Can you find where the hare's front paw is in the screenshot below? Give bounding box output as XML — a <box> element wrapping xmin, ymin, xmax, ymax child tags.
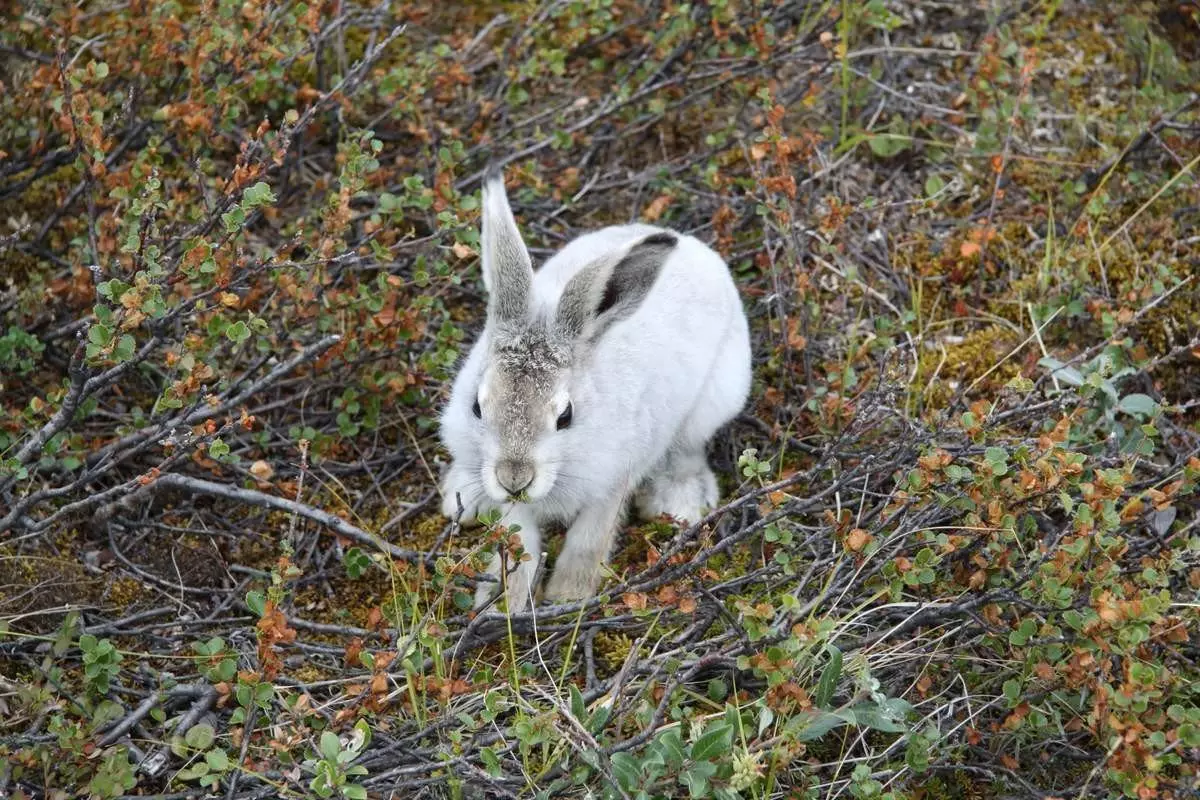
<box><xmin>440</xmin><ymin>465</ymin><xmax>480</xmax><ymax>525</ymax></box>
<box><xmin>544</xmin><ymin>551</ymin><xmax>605</xmax><ymax>603</ymax></box>
<box><xmin>474</xmin><ymin>552</ymin><xmax>539</xmax><ymax>613</ymax></box>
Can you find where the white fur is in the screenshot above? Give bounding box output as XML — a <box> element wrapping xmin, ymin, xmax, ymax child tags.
<box><xmin>439</xmin><ymin>206</ymin><xmax>751</xmax><ymax>612</ymax></box>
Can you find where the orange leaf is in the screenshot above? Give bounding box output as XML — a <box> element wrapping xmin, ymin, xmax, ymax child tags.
<box><xmin>344</xmin><ymin>638</ymin><xmax>363</xmax><ymax>667</ymax></box>
<box><xmin>643</xmin><ymin>193</ymin><xmax>673</xmax><ymax>222</ymax></box>
<box><xmin>623</xmin><ymin>592</ymin><xmax>648</xmax><ymax>610</ymax></box>
<box><xmin>845</xmin><ymin>528</ymin><xmax>872</xmax><ymax>552</ymax></box>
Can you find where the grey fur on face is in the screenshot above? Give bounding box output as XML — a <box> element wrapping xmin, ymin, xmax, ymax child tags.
<box><xmin>486</xmin><ymin>321</ymin><xmax>571</xmax><ymax>465</ymax></box>
<box><xmin>482</xmin><ymin>232</ymin><xmax>679</xmax><ymax>471</ymax></box>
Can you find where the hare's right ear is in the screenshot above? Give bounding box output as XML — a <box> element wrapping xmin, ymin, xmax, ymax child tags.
<box><xmin>481</xmin><ymin>164</ymin><xmax>532</xmax><ymax>323</ymax></box>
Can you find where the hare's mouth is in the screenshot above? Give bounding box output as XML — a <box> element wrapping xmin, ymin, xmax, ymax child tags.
<box><xmin>483</xmin><ymin>460</ymin><xmax>556</xmax><ymax>504</ymax></box>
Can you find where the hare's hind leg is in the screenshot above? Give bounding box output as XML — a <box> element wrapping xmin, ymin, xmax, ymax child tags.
<box><xmin>637</xmin><ymin>319</ymin><xmax>748</xmax><ymax>524</ymax></box>
<box><xmin>633</xmin><ymin>446</ymin><xmax>718</xmax><ymax>525</ymax></box>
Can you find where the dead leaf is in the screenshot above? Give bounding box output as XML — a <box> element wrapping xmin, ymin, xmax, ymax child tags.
<box><xmin>643</xmin><ymin>193</ymin><xmax>673</xmax><ymax>222</ymax></box>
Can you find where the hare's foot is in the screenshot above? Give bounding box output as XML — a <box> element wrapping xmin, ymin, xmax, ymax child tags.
<box><xmin>473</xmin><ymin>505</ymin><xmax>542</xmax><ymax>613</ymax></box>
<box><xmin>634</xmin><ymin>448</ymin><xmax>718</xmax><ymax>524</ymax></box>
<box><xmin>544</xmin><ymin>492</ymin><xmax>626</xmax><ymax>603</ymax></box>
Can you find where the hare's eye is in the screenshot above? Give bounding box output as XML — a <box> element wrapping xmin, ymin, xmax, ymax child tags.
<box><xmin>472</xmin><ymin>398</ymin><xmax>482</xmax><ymax>419</ymax></box>
<box><xmin>556</xmin><ymin>402</ymin><xmax>573</xmax><ymax>430</ymax></box>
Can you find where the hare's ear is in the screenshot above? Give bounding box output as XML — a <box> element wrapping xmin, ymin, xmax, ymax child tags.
<box><xmin>556</xmin><ymin>232</ymin><xmax>676</xmax><ymax>342</ymax></box>
<box><xmin>481</xmin><ymin>164</ymin><xmax>533</xmax><ymax>323</ymax></box>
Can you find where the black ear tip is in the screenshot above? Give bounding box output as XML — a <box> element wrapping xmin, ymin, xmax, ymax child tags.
<box><xmin>641</xmin><ymin>232</ymin><xmax>678</xmax><ymax>247</ymax></box>
<box><xmin>483</xmin><ymin>161</ymin><xmax>505</xmax><ymax>186</ymax></box>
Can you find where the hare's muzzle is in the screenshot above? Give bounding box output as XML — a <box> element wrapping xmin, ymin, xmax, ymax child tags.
<box><xmin>495</xmin><ymin>459</ymin><xmax>535</xmax><ymax>498</ymax></box>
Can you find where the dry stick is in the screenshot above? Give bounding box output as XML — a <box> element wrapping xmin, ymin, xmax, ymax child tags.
<box><xmin>1067</xmin><ymin>93</ymin><xmax>1199</xmax><ymax>235</ymax></box>
<box><xmin>143</xmin><ymin>473</ymin><xmax>427</xmax><ymax>564</ymax></box>
<box><xmin>962</xmin><ymin>305</ymin><xmax>1063</xmax><ymax>396</ymax></box>
<box><xmin>0</xmin><ymin>332</ymin><xmax>339</xmax><ymax>534</ymax></box>
<box><xmin>85</xmin><ymin>334</ymin><xmax>343</xmax><ymax>471</ymax></box>
<box><xmin>1097</xmin><ymin>149</ymin><xmax>1200</xmax><ymax>254</ymax></box>
<box><xmin>2</xmin><ymin>34</ymin><xmax>399</xmax><ymax>503</ymax></box>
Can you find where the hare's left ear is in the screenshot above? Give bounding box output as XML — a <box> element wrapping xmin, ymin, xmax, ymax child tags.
<box><xmin>481</xmin><ymin>164</ymin><xmax>533</xmax><ymax>324</ymax></box>
<box><xmin>555</xmin><ymin>232</ymin><xmax>676</xmax><ymax>343</ymax></box>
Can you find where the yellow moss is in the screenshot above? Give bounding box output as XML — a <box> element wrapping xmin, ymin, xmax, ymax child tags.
<box><xmin>290</xmin><ymin>665</ymin><xmax>329</xmax><ymax>685</ymax></box>
<box><xmin>104</xmin><ymin>577</ymin><xmax>151</xmax><ymax>610</ymax></box>
<box><xmin>918</xmin><ymin>325</ymin><xmax>1019</xmax><ymax>407</ymax></box>
<box><xmin>594</xmin><ymin>631</ymin><xmax>634</xmax><ymax>672</ymax></box>
<box><xmin>0</xmin><ymin>548</ymin><xmax>101</xmax><ymax>632</ymax></box>
<box><xmin>404</xmin><ymin>513</ymin><xmax>446</xmax><ymax>549</ymax></box>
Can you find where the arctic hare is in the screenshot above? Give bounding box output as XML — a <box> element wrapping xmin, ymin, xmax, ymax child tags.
<box><xmin>439</xmin><ymin>165</ymin><xmax>751</xmax><ymax>612</ymax></box>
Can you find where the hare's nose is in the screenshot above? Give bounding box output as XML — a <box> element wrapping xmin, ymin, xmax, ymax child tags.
<box><xmin>496</xmin><ymin>460</ymin><xmax>535</xmax><ymax>497</ymax></box>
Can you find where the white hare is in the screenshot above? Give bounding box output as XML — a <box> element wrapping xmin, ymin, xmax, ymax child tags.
<box><xmin>439</xmin><ymin>165</ymin><xmax>751</xmax><ymax>612</ymax></box>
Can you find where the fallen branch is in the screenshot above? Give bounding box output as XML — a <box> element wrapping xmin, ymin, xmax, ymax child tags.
<box><xmin>128</xmin><ymin>472</ymin><xmax>428</xmax><ymax>564</ymax></box>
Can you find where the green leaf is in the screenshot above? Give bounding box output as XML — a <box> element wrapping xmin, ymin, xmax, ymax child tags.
<box><xmin>848</xmin><ymin>701</ymin><xmax>909</xmax><ymax>733</ymax></box>
<box><xmin>225</xmin><ymin>321</ymin><xmax>250</xmax><ymax>344</ymax></box>
<box><xmin>1009</xmin><ymin>618</ymin><xmax>1036</xmax><ymax>647</ymax></box>
<box><xmin>480</xmin><ymin>746</ymin><xmax>501</xmax><ymax>776</ymax></box>
<box><xmin>205</xmin><ymin>748</ymin><xmax>230</xmax><ymax>771</ymax></box>
<box><xmin>678</xmin><ymin>761</ymin><xmax>717</xmax><ymax>798</ymax></box>
<box><xmin>185</xmin><ymin>723</ymin><xmax>215</xmax><ymax>750</ymax></box>
<box><xmin>351</xmin><ymin>718</ymin><xmax>372</xmax><ymax>753</ymax></box>
<box><xmin>246</xmin><ymin>590</ymin><xmax>266</xmax><ymax>616</ymax></box>
<box><xmin>1117</xmin><ymin>393</ymin><xmax>1156</xmax><ymax>417</ymax></box>
<box><xmin>796</xmin><ymin>710</ymin><xmax>854</xmax><ymax>743</ymax></box>
<box><xmin>114</xmin><ymin>334</ymin><xmax>135</xmax><ymax>362</ymax></box>
<box><xmin>177</xmin><ymin>762</ymin><xmax>210</xmax><ymax>780</ymax></box>
<box><xmin>222</xmin><ymin>206</ymin><xmax>246</xmax><ymax>232</ymax></box>
<box><xmin>905</xmin><ymin>732</ymin><xmax>932</xmax><ymax>774</ymax></box>
<box><xmin>1002</xmin><ymin>678</ymin><xmax>1021</xmax><ymax>706</ymax></box>
<box><xmin>319</xmin><ymin>730</ymin><xmax>341</xmax><ymax>762</ymax></box>
<box><xmin>815</xmin><ymin>645</ymin><xmax>843</xmax><ymax>708</ymax></box>
<box><xmin>924</xmin><ymin>175</ymin><xmax>945</xmax><ymax>198</ymax></box>
<box><xmin>241</xmin><ymin>181</ymin><xmax>276</xmax><ymax>209</ymax></box>
<box><xmin>757</xmin><ymin>705</ymin><xmax>775</xmax><ymax>737</ymax></box>
<box><xmin>867</xmin><ymin>132</ymin><xmax>911</xmax><ymax>158</ymax></box>
<box><xmin>343</xmin><ymin>786</ymin><xmax>367</xmax><ymax>800</ymax></box>
<box><xmin>588</xmin><ymin>702</ymin><xmax>612</xmax><ymax>735</ymax></box>
<box><xmin>609</xmin><ymin>752</ymin><xmax>640</xmax><ymax>791</ymax></box>
<box><xmin>1038</xmin><ymin>356</ymin><xmax>1084</xmax><ymax>387</ymax></box>
<box><xmin>570</xmin><ymin>684</ymin><xmax>586</xmax><ymax>722</ymax></box>
<box><xmin>689</xmin><ymin>722</ymin><xmax>733</xmax><ymax>761</ymax></box>
<box><xmin>654</xmin><ymin>728</ymin><xmax>686</xmax><ymax>770</ymax></box>
<box><xmin>88</xmin><ymin>324</ymin><xmax>112</xmax><ymax>347</ymax></box>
